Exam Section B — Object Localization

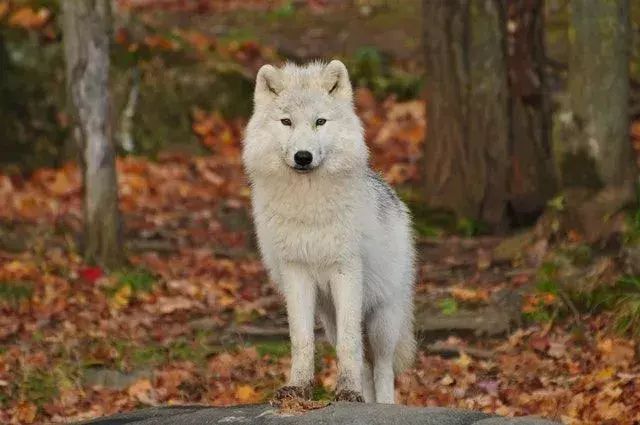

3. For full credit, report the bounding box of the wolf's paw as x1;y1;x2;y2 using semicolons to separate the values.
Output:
271;385;313;405
334;389;365;403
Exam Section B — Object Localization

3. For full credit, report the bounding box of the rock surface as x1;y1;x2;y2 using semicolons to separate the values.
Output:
74;403;561;425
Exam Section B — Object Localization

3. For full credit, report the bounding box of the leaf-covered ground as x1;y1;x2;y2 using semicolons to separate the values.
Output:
2;1;640;424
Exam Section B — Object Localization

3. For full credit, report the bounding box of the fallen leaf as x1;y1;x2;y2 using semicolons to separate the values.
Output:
547;340;567;359
456;351;473;369
156;296;197;314
80;267;104;283
440;374;455;386
9;6;51;29
451;287;489;302
0;2;9;20
15;401;37;424
235;385;258;402
128;379;156;405
111;284;133;309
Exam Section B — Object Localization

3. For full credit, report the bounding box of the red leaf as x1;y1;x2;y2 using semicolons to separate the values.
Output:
80;267;104;283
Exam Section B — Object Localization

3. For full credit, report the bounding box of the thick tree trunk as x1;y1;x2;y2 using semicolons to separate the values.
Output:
506;0;557;225
563;0;634;188
422;0;510;230
62;0;124;269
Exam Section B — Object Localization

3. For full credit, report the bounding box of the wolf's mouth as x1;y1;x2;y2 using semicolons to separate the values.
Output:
293;165;313;174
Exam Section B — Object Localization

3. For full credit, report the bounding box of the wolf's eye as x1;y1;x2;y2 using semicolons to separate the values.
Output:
280;118;292;126
316;118;327;126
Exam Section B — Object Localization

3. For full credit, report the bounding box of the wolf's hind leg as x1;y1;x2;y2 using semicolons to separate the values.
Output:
317;294;337;346
361;360;375;403
366;304;401;404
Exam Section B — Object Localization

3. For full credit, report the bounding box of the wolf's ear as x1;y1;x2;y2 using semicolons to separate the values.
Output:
321;60;353;101
254;64;283;103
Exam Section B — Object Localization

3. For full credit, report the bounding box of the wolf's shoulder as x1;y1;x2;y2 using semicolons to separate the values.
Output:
365;169;403;211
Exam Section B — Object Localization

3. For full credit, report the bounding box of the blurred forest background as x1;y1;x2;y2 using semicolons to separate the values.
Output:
2;0;640;423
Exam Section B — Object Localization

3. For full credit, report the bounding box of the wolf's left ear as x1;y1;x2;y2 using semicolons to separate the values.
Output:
254;64;284;104
321;60;353;101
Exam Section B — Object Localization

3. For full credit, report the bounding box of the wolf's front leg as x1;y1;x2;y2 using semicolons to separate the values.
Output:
330;261;365;403
274;263;316;401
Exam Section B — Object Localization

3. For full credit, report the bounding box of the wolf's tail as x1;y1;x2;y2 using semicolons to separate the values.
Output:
393;322;417;375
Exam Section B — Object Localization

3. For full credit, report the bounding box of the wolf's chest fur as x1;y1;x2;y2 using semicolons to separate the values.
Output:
252;175;365;266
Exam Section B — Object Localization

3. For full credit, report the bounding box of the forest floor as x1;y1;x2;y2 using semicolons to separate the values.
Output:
2;1;640;424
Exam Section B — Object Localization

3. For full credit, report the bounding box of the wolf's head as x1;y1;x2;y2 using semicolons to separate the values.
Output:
242;60;367;179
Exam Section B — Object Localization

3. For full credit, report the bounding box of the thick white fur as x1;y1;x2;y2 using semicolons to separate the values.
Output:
242;60;416;404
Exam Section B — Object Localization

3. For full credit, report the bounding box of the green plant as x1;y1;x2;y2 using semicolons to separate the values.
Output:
624;177;640;243
348;47;423;101
255;341;291;359
272;0;295;18
455;218;489;237
104;268;156;299
117;268;155;293
522;308;553;324
439;298;458;316
22;369;57;405
313;384;334;401
0;281;34;304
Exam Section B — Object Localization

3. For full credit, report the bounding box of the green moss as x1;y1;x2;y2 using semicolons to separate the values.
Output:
0;281;34;304
438;298;459;316
132;346;166;366
22;369;58;406
254;341;291;359
126;62;253;158
346;47;423;101
103;267;156;300
167;330;220;364
313;384;334;401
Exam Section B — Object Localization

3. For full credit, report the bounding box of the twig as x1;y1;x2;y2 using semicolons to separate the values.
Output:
557;289;582;328
425;342;494;360
540;305;559;337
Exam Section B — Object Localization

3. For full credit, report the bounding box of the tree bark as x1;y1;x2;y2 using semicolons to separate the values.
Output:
422;0;510;230
62;0;124;269
563;0;634;188
506;0;557;225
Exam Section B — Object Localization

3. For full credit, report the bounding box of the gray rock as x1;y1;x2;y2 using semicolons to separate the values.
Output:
81;367;153;391
73;403;561;425
415;288;523;339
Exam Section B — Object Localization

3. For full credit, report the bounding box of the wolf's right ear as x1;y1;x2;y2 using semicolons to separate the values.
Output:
254;64;283;104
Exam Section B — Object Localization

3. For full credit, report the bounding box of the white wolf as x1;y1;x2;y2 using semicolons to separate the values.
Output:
242;59;416;404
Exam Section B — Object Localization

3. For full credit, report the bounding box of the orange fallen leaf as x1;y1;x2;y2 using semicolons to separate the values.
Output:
595;367;616;381
567;230;582;243
128;378;156;405
235;385;258;402
9;6;51;29
15;401;37;424
451;287;490;302
0;2;9;20
144;34;178;50
45;171;80;197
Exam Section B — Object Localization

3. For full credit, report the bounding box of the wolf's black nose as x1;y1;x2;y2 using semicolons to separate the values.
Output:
294;150;313;167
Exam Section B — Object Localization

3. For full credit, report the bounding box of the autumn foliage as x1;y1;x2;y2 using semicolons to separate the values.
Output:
2;1;640;424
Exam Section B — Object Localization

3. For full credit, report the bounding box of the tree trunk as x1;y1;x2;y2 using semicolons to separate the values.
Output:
506;0;557;226
563;0;634;189
62;0;124;269
422;0;510;230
